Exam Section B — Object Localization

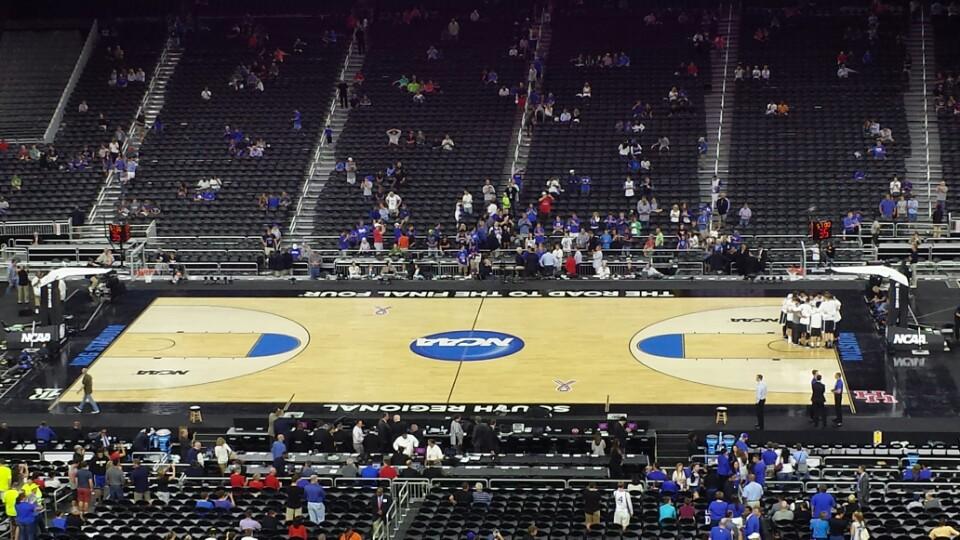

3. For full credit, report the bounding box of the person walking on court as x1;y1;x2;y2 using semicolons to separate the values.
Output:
755;374;767;430
832;372;844;427
811;374;827;428
74;368;100;414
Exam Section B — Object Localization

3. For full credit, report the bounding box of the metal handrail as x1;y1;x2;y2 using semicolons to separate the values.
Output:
44;20;100;143
290;28;359;236
507;7;549;177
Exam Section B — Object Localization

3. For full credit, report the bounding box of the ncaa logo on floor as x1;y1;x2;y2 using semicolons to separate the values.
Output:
410;331;524;361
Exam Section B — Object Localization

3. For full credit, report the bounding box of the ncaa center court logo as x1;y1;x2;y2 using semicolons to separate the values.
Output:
410;330;524;361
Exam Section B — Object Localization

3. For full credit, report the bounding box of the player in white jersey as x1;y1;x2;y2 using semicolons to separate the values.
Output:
809;303;824;348
798;299;813;346
612;482;633;530
819;292;842;348
780;292;795;339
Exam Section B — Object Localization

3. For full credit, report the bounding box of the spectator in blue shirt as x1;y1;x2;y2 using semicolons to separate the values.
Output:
734;433;749;454
213;490;234;510
716;448;732;481
879;194;896;220
761;446;778;466
50;512;67;530
744;506;762;538
360;462;380;487
658;497;678;523
35;422;56;449
303;475;327;524
15;494;38;540
708;492;729;522
128;459;151;502
751;456;766;485
645;464;668;482
811;485;836;518
741;473;763;506
195;492;215;512
810;511;830;539
271;434;287;460
709;520;732;540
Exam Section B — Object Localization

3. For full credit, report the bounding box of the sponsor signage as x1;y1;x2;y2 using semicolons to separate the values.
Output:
886;326;945;351
300;290;675;298
6;324;65;349
136;370;190;375
837;333;863;362
410;331;524;361
70;324;126;366
729;318;779;323
892;356;925;368
319;403;572;414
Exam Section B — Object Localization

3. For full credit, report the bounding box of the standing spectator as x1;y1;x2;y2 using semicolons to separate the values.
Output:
449;415;464;452
284;482;304;523
128;459;151;502
303;475;326;524
715;194;730;226
74;462;93;514
855;466;870;510
583;483;602;532
35;422;56;449
370;487;391;538
352;420;365;455
105;461;124;500
16;265;30;307
15;493;38;540
811;485;836;519
738;203;752;228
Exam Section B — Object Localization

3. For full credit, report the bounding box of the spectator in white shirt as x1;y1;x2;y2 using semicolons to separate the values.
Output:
425;439;444;465
201;87;212;100
352;420;365;455
393;432;419;458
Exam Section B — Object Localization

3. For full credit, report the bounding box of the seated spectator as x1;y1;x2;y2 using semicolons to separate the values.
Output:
472;483;492;507
440;134;455;151
679;498;696;520
659;497;678;523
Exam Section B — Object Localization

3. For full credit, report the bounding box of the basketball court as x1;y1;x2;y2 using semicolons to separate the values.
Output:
59;296;850;407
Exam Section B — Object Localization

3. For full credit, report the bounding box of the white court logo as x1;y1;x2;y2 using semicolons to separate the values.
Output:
29;388;62;401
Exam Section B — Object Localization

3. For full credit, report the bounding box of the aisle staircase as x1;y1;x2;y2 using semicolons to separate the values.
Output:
86;39;183;230
902;11;942;220
699;7;740;213
502;12;553;186
288;33;364;241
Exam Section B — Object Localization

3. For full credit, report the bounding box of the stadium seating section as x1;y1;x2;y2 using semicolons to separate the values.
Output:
523;7;710;244
0;24;162;221
313;6;525;242
123;20;348;236
933;11;960;212
0;29;82;140
727;6;910;234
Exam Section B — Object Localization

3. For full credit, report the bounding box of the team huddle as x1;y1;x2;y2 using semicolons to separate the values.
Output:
780;292;843;349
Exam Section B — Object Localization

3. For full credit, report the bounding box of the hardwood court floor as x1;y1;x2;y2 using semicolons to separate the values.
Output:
60;297;848;406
